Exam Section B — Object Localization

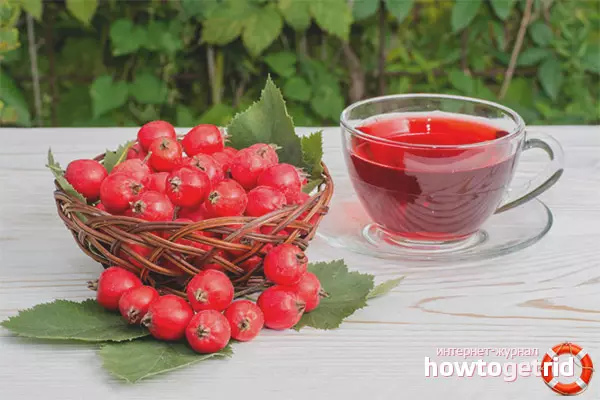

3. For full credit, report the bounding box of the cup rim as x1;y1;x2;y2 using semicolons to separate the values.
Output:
340;93;526;149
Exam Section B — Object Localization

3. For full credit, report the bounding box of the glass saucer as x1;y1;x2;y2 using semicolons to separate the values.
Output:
316;195;553;262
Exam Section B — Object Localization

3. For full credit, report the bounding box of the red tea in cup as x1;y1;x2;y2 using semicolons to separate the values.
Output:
347;113;518;241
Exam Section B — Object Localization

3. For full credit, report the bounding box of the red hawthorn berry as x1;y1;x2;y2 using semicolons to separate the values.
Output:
181;124;224;156
142;294;194;341
166;167;211;208
186;310;231;354
204;179;248;217
95;266;142;311
148;137;183;172
64;159;108;202
125;191;175;221
224;300;264;341
100;173;145;214
137;120;177;151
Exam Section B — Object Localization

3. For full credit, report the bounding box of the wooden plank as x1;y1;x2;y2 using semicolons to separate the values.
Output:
0;127;599;399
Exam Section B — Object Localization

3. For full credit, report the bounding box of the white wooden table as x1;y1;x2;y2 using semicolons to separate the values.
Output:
1;127;599;400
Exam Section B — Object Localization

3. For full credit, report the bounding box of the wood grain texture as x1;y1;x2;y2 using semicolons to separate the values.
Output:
0;126;599;400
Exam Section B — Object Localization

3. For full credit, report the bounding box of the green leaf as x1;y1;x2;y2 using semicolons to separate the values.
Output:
367;277;404;299
492;21;505;50
283;76;311;102
538;56;563;101
227;77;306;170
242;5;283;56
100;340;233;383
201;3;249;45
103;141;133;173
302;179;323;194
65;0;97;25
90;75;129;118
19;0;42;20
582;45;600;74
310;0;352;40
0;68;31;126
311;81;344;121
301;130;323;179
517;47;551;66
198;103;235;126
295;260;374;330
45;148;87;203
278;0;311;31
451;0;482;32
176;105;197;126
385;0;415;23
0;28;19;53
489;0;515;20
180;0;220;19
129;73;168;105
529;22;553;46
264;51;297;78
448;69;475;95
110;19;146;56
353;0;380;20
145;20;184;54
1;299;148;342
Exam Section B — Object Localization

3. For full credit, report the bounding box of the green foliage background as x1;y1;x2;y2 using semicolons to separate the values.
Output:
1;0;599;127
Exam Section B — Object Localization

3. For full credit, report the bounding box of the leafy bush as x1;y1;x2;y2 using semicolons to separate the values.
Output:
1;0;598;127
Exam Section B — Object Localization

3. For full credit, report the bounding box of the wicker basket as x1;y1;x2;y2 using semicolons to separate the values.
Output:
54;160;333;298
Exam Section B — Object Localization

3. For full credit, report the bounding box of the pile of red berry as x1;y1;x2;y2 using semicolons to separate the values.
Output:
94;254;323;353
65;120;310;221
63;120;326;353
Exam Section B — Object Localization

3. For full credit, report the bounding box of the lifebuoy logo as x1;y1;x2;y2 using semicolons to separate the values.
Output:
541;342;594;396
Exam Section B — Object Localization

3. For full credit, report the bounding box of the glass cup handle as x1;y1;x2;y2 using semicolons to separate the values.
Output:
495;131;565;214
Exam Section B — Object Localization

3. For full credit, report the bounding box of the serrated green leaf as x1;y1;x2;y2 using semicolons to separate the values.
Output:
278;0;311;31
448;69;475;95
46;148;87;203
19;0;42;20
451;0;482;32
99;340;233;383
310;0;352;40
65;0;97;25
242;5;283;56
385;0;414;23
538;56;563;101
283;76;311;102
0;67;31;126
110;19;146;56
1;299;147;342
353;0;380;20
90;75;129;118
103;141;133;173
517;47;551;66
367;277;404;299
301;131;323;179
295;260;375;330
227;77;306;170
264;51;297;78
489;0;515;20
529;22;553;46
129;73;168;105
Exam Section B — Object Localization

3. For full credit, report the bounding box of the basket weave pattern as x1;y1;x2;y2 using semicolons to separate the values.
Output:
54;162;333;298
